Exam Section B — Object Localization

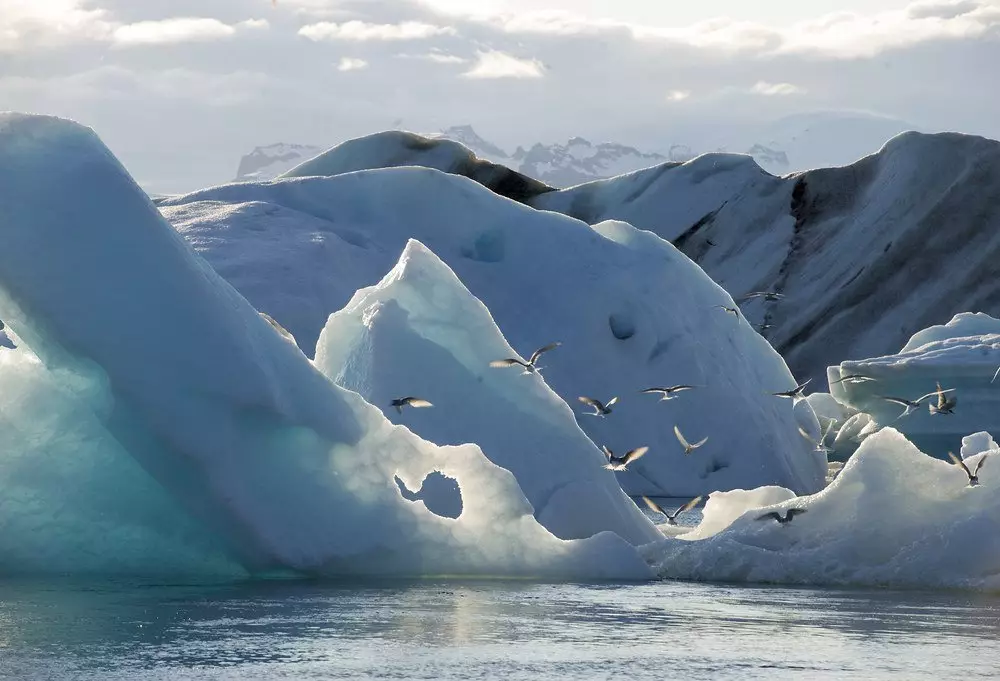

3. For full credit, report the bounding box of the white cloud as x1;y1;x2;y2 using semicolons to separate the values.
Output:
751;81;804;96
239;19;270;31
397;50;468;64
299;20;456;42
337;57;369;71
0;0;113;51
457;0;1000;59
462;50;545;79
667;90;691;102
112;18;239;47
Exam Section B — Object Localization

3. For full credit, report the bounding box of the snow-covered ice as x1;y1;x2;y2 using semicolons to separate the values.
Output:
830;313;1000;455
0;113;654;580
313;238;660;545
162;168;826;497
645;428;1000;591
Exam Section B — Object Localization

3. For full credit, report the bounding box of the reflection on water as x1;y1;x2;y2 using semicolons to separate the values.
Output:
1;578;999;680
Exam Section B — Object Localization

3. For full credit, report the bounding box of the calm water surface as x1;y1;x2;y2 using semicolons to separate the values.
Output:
1;577;998;680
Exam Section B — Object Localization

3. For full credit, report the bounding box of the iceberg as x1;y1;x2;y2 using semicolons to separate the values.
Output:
313;238;660;545
645;428;1000;591
829;313;1000;456
162;167;826;497
0;113;653;580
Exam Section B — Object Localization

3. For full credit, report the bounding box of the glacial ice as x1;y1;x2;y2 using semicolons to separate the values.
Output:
830;312;1000;455
162;167;826;497
645;428;1000;591
0;113;653;580
313;238;660;545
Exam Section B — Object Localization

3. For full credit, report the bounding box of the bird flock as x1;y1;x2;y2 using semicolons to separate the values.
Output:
386;289;989;531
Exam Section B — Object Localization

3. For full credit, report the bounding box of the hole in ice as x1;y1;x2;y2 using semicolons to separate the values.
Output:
609;313;636;340
460;231;505;263
394;471;463;519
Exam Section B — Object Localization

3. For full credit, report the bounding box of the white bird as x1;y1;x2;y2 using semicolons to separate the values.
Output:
798;419;836;454
390;397;433;414
713;305;740;318
830;374;876;385
602;445;649;471
992;366;1000;384
772;379;812;400
579;396;618;417
642;496;703;526
928;381;958;415
949;452;987;487
674;425;708;455
640;385;699;401
757;508;807;524
880;386;956;418
490;342;561;375
739;291;785;302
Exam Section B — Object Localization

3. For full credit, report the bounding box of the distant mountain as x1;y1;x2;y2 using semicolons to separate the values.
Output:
235;143;324;182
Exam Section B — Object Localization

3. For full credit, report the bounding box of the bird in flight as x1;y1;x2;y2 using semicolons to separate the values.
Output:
390;397;433;414
756;508;807;524
602;446;649;471
928;382;958;415
798;419;836;454
830;374;876;385
490;342;561;375
674;425;708;455
642;496;703;526
713;305;740;318
949;452;987;487
739;291;785;302
880;385;956;418
640;385;698;401
772;379;812;400
579;396;618;417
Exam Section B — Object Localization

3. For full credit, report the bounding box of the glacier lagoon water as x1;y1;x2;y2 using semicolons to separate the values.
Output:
1;577;998;680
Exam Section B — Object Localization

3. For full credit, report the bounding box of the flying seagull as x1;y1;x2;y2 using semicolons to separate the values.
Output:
772;379;812;400
674;425;708;455
706;238;717;247
992;366;1000;384
798;419;836;454
640;385;699;401
490;342;561;375
831;374;876;385
579;396;618;417
390;397;433;414
602;445;649;471
949;452;987;487
928;382;958;415
642;496;703;526
880;386;956;418
757;508;807;524
756;323;774;332
740;291;785;302
713;305;741;318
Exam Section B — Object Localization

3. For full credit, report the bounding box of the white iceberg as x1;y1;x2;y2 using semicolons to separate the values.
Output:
313;238;660;545
645;428;1000;591
162;166;826;497
0;113;652;580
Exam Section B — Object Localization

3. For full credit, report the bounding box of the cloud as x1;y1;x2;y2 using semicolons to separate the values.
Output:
462;49;545;79
0;0;113;51
397;50;467;64
337;57;369;71
751;81;804;96
112;18;243;47
458;0;1000;59
299;20;457;41
667;90;691;102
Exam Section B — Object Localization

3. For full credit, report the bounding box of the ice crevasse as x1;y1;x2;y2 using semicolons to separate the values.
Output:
0;113;654;580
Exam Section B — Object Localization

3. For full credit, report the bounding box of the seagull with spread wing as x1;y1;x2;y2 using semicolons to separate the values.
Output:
490;342;561;375
602;445;649;471
949;452;987;487
579;396;618;417
642;496;703;526
390;397;433;414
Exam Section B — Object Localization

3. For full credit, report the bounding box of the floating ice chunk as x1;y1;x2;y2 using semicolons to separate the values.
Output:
644;428;1000;591
678;486;797;541
314;239;660;545
960;432;997;460
0;113;651;580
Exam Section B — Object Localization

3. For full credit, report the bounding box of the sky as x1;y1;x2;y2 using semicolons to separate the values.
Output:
2;0;999;192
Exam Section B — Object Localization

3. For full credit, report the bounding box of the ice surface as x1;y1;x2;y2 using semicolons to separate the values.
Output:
313;239;660;545
830;313;1000;455
645;428;1000;591
0;113;653;580
162;169;825;497
961;432;997;460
